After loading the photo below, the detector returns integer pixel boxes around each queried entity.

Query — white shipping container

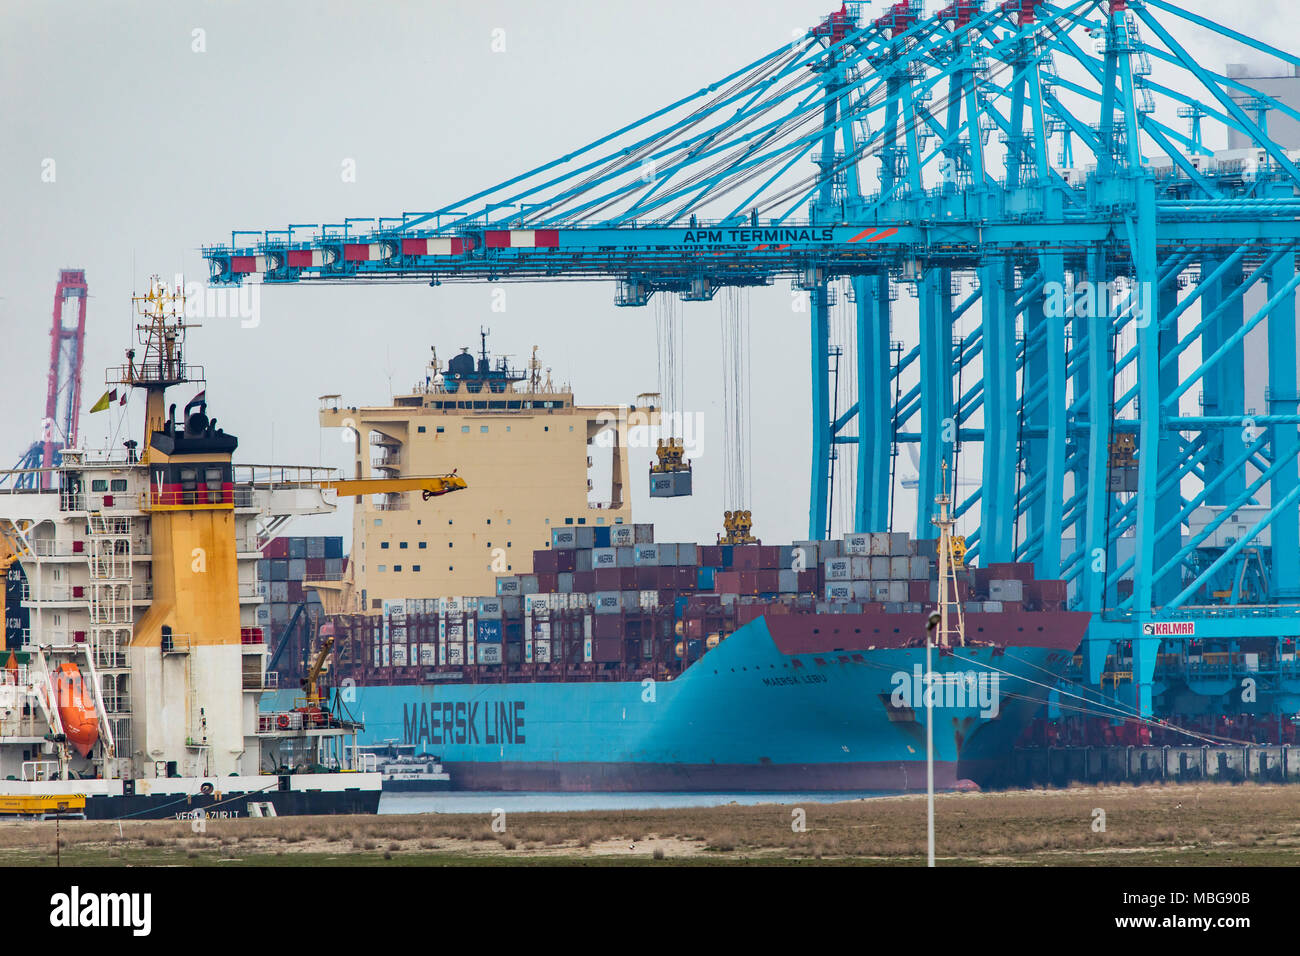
[393,645,408,666]
[869,532,892,555]
[478,644,502,665]
[419,645,435,666]
[447,644,464,665]
[592,547,618,568]
[535,639,552,663]
[610,526,635,546]
[639,589,660,609]
[850,556,872,578]
[592,591,624,614]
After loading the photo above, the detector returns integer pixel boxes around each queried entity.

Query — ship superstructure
[0,279,380,816]
[316,332,657,612]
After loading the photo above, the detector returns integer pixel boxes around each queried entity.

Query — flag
[89,390,112,413]
[119,390,128,406]
[191,389,206,405]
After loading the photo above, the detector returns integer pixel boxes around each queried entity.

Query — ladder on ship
[86,512,133,771]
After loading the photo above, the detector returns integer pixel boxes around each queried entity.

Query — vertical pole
[809,284,831,540]
[980,257,1015,564]
[1267,208,1300,599]
[855,275,893,531]
[1132,177,1160,716]
[917,268,953,538]
[1040,250,1067,578]
[1152,281,1182,606]
[1082,248,1112,684]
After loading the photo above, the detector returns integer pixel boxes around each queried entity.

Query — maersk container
[477,619,503,642]
[610,525,635,546]
[496,576,521,596]
[478,597,503,619]
[477,643,503,665]
[592,591,625,614]
[843,533,870,555]
[825,557,852,580]
[649,471,692,497]
[635,544,660,566]
[825,583,852,602]
[592,547,618,568]
[552,528,578,549]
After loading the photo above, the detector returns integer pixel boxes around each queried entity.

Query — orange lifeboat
[54,663,99,757]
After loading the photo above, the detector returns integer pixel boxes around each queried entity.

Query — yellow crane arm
[310,473,467,499]
[305,634,335,703]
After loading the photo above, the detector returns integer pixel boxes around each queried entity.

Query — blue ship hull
[270,616,1080,791]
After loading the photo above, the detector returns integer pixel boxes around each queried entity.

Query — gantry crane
[203,1,1300,718]
[4,270,88,490]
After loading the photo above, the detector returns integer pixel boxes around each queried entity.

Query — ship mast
[108,277,203,462]
[931,462,965,649]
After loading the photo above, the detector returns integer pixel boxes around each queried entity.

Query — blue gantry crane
[205,0,1300,718]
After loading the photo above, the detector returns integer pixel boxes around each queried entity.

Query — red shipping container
[265,537,290,559]
[306,558,326,577]
[555,550,577,573]
[1039,580,1067,601]
[909,580,929,602]
[733,546,761,570]
[593,638,623,662]
[593,616,626,639]
[535,572,559,593]
[685,618,705,639]
[699,546,723,567]
[574,571,597,592]
[756,570,780,593]
[676,566,697,591]
[759,546,782,570]
[635,566,659,589]
[533,550,559,574]
[716,571,742,594]
[593,567,623,590]
[797,570,818,593]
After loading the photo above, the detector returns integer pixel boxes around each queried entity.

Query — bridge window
[91,479,108,492]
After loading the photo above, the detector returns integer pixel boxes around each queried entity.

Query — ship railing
[258,711,305,733]
[148,488,235,508]
[243,672,279,690]
[101,695,131,715]
[234,464,341,489]
[0,667,29,687]
[21,760,61,782]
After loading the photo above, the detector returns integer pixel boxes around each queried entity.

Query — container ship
[265,340,1090,792]
[0,279,384,818]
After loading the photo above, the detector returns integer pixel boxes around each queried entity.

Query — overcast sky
[2,0,1294,547]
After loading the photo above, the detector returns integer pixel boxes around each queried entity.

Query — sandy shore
[4,781,1299,866]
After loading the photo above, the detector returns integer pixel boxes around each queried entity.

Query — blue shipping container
[697,567,716,591]
[477,619,503,643]
[593,526,611,548]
